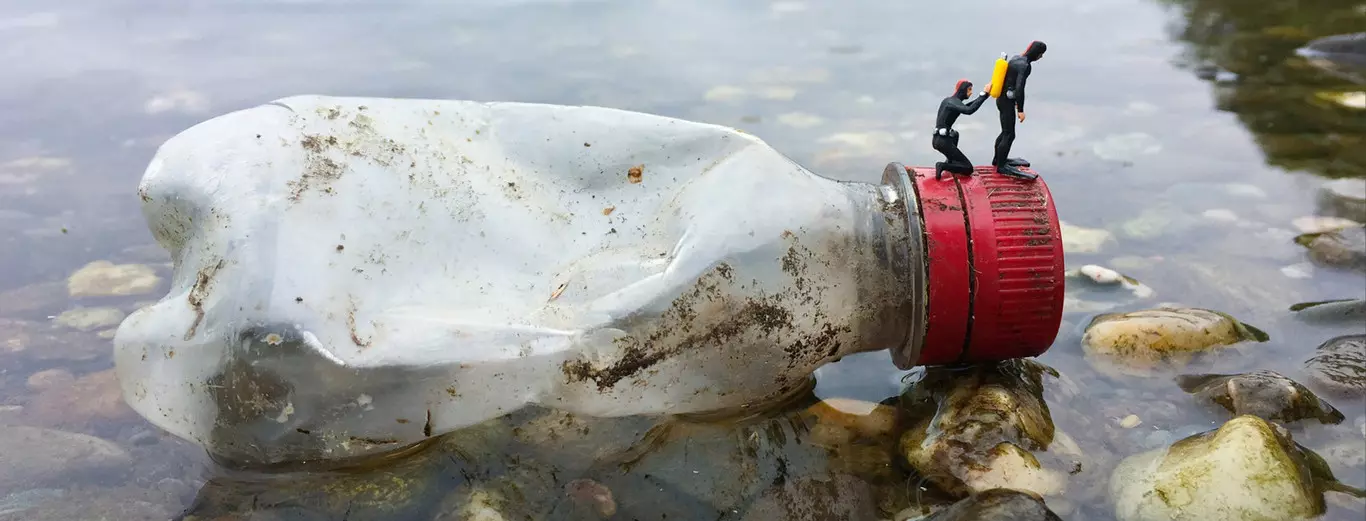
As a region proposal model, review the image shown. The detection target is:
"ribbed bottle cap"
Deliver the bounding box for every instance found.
[892,164,1065,367]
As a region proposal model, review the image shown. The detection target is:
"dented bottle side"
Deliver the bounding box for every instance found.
[112,95,927,467]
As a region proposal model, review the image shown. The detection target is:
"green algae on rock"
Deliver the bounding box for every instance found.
[1081,307,1270,378]
[898,360,1085,499]
[1304,334,1366,397]
[1109,415,1328,521]
[1175,370,1345,425]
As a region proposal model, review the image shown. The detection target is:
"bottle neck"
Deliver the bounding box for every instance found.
[835,163,926,368]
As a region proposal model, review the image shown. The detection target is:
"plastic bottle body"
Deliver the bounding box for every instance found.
[114,96,923,466]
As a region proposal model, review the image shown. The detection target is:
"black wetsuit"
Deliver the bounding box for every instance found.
[992,41,1047,177]
[933,84,990,179]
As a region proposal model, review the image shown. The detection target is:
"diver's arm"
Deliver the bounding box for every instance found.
[1013,64,1030,112]
[961,91,990,114]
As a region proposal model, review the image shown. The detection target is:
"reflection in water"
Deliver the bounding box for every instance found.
[178,389,915,520]
[1158,0,1366,179]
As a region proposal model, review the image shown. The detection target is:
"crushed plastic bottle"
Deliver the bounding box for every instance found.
[114,95,1066,467]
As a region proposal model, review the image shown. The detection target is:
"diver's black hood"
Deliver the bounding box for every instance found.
[1025,41,1047,61]
[953,79,973,99]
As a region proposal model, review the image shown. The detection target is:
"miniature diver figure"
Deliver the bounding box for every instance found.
[991,40,1047,180]
[933,80,992,180]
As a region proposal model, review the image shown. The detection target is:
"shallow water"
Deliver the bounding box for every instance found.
[1,0,1364,519]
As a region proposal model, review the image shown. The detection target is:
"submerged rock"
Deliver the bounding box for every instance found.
[1081,307,1269,378]
[6,486,175,521]
[0,280,67,317]
[1060,222,1114,253]
[905,488,1062,521]
[1290,299,1366,324]
[564,479,616,518]
[1317,178,1366,223]
[1176,370,1345,425]
[0,426,132,491]
[65,260,160,298]
[52,306,126,332]
[1295,226,1366,272]
[898,360,1083,499]
[739,474,879,521]
[1067,264,1154,298]
[1110,415,1338,521]
[1305,334,1366,397]
[1293,216,1362,234]
[0,317,106,362]
[23,369,136,432]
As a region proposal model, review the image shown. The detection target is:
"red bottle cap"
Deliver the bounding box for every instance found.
[881,164,1065,368]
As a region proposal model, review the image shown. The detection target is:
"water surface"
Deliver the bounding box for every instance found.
[1,0,1364,519]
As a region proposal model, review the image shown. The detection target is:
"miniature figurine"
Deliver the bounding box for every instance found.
[932,79,992,180]
[991,40,1047,180]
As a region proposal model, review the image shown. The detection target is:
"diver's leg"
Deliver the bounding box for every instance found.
[991,100,1013,167]
[943,138,973,175]
[932,136,951,180]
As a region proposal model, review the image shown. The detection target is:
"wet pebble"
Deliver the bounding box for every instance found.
[1176,370,1345,425]
[1069,264,1154,298]
[564,479,616,518]
[66,260,161,298]
[1081,307,1269,378]
[1110,416,1327,521]
[1305,334,1366,397]
[898,360,1083,499]
[0,426,132,490]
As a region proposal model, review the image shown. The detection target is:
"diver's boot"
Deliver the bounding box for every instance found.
[934,163,946,181]
[996,164,1038,180]
[1006,157,1030,167]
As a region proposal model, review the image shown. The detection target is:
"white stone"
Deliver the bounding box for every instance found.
[1079,264,1123,284]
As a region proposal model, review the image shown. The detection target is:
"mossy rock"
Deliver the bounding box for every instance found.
[1081,307,1269,378]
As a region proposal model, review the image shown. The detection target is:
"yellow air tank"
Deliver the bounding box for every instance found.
[989,53,1008,98]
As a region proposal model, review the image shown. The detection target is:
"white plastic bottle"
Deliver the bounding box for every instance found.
[114,95,1066,467]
